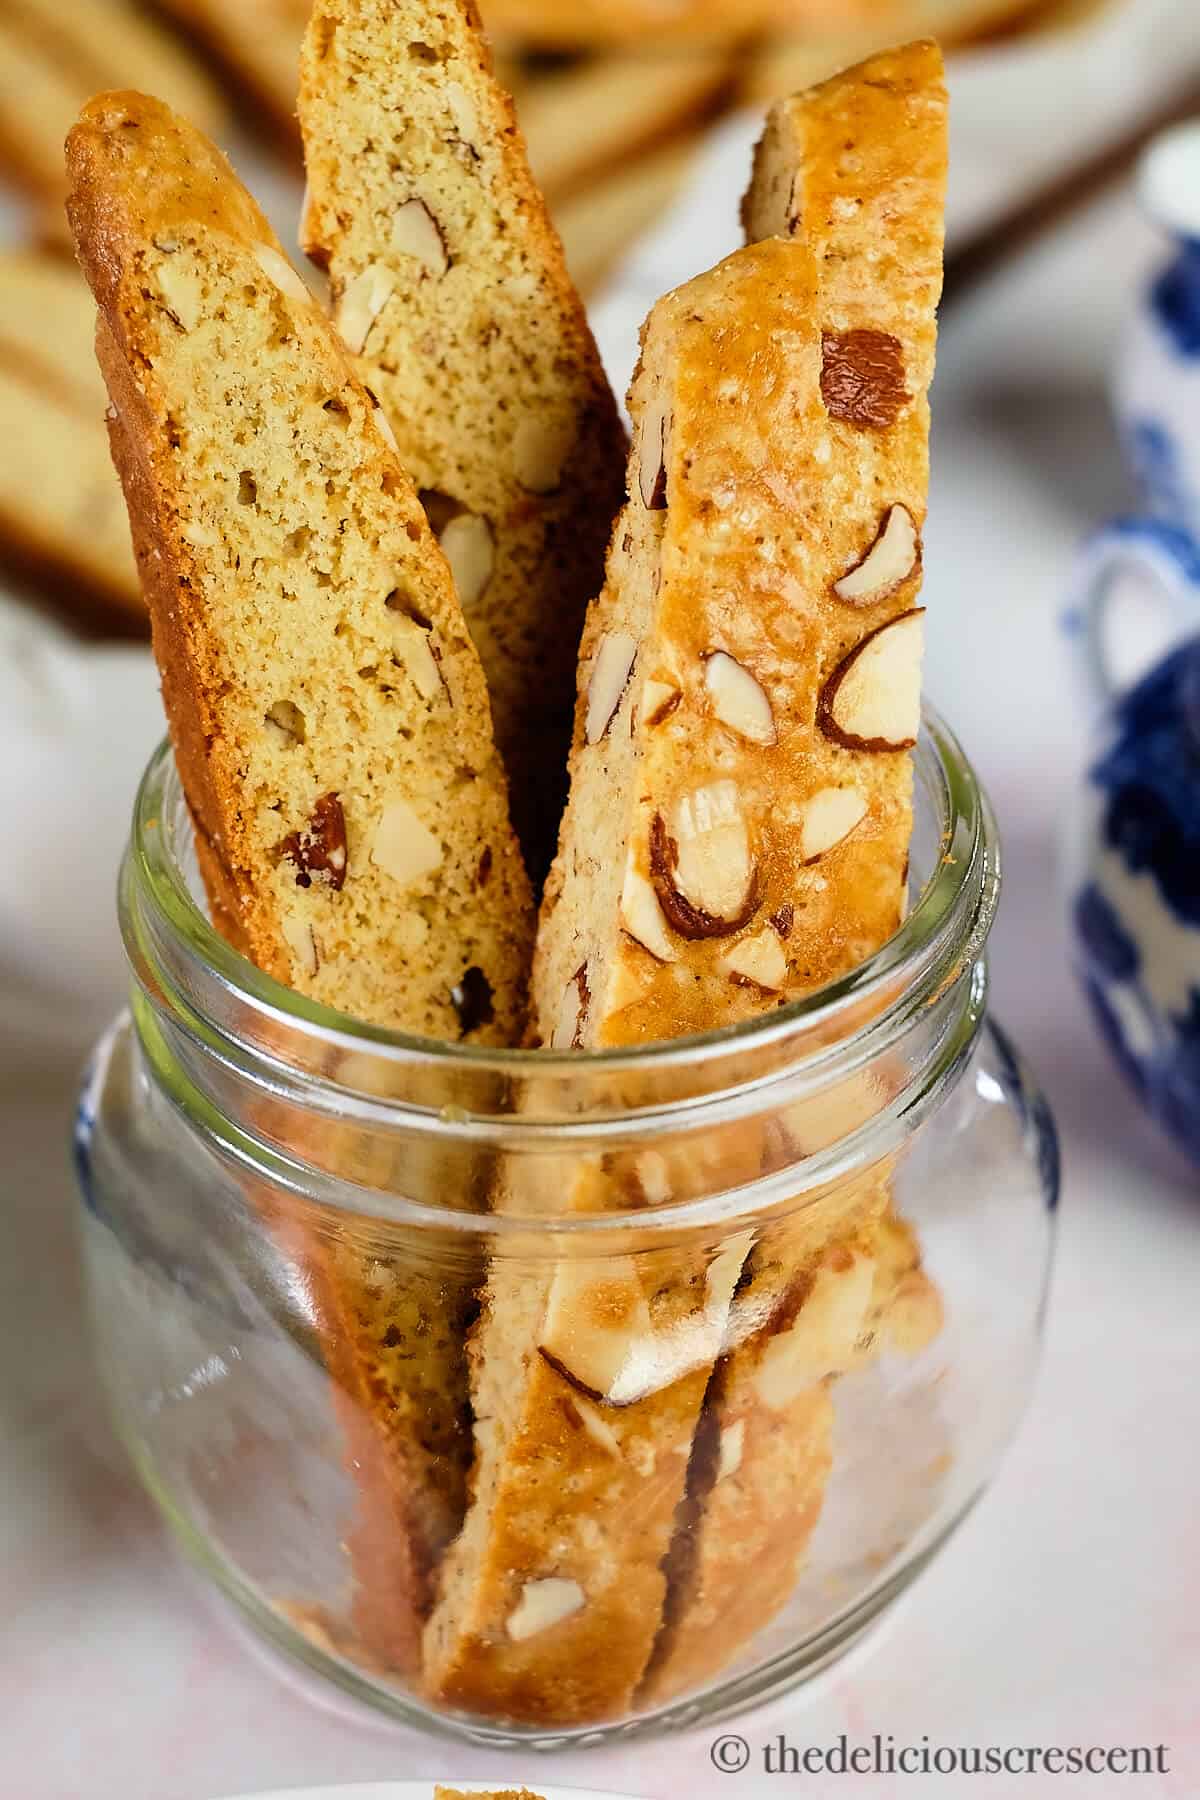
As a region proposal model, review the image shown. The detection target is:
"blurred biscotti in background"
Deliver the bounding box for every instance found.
[0,0,225,235]
[150,0,311,144]
[0,0,1127,644]
[0,250,140,617]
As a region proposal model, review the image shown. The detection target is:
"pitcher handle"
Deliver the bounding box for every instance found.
[1066,517,1200,710]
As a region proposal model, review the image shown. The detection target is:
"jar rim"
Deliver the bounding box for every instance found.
[124,700,998,1082]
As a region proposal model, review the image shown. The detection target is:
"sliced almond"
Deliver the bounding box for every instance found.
[720,927,788,991]
[336,263,397,354]
[716,1419,745,1482]
[705,1232,752,1316]
[253,244,313,308]
[281,911,318,978]
[629,1149,671,1206]
[370,396,399,453]
[513,413,576,493]
[538,1257,655,1407]
[585,632,638,745]
[704,652,776,744]
[505,1578,585,1643]
[391,198,449,275]
[370,798,442,886]
[265,698,306,744]
[650,782,758,940]
[155,258,202,332]
[798,786,868,863]
[752,1249,877,1412]
[550,962,590,1050]
[620,866,677,963]
[817,609,925,753]
[638,395,670,509]
[445,81,480,151]
[562,1394,623,1460]
[834,504,920,603]
[389,614,443,702]
[641,678,681,727]
[439,512,494,607]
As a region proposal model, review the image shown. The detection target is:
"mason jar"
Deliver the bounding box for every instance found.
[75,703,1057,1746]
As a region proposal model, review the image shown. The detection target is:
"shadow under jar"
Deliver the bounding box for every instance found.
[76,702,1057,1746]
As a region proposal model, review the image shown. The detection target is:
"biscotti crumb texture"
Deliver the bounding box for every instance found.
[641,39,949,1706]
[67,90,536,1680]
[298,0,626,883]
[67,91,534,1042]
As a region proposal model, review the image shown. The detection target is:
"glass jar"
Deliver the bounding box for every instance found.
[76,703,1057,1746]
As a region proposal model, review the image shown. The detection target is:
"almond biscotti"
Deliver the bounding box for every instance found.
[0,251,140,617]
[423,216,926,1725]
[67,90,536,1675]
[642,40,949,1704]
[297,0,626,882]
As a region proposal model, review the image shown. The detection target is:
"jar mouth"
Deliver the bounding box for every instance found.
[124,699,998,1082]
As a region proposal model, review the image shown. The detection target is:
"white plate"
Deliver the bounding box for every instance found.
[219,1785,644,1800]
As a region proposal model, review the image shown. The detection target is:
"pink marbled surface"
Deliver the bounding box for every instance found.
[5,125,1200,1800]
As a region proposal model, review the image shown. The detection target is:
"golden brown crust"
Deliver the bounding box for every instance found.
[642,41,948,1702]
[298,0,627,884]
[423,180,939,1718]
[68,89,536,1678]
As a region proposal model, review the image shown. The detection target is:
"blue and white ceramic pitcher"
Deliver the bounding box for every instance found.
[1068,125,1200,1167]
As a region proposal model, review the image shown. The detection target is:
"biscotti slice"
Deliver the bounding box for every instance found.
[152,0,310,145]
[435,1789,545,1799]
[423,225,926,1727]
[0,0,224,227]
[0,252,141,617]
[640,41,949,1706]
[67,91,536,1675]
[298,0,626,883]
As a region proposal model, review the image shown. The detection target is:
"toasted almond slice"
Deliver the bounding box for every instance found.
[704,651,776,744]
[716,1419,745,1482]
[391,198,448,274]
[817,609,924,753]
[439,512,494,607]
[253,243,313,307]
[798,785,868,863]
[586,631,638,745]
[720,928,787,991]
[538,1257,655,1406]
[370,797,442,886]
[336,263,397,353]
[834,504,919,603]
[506,1578,585,1643]
[638,395,669,509]
[620,866,677,963]
[650,782,759,939]
[752,1248,877,1412]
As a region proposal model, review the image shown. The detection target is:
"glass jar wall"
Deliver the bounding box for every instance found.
[75,705,1057,1745]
